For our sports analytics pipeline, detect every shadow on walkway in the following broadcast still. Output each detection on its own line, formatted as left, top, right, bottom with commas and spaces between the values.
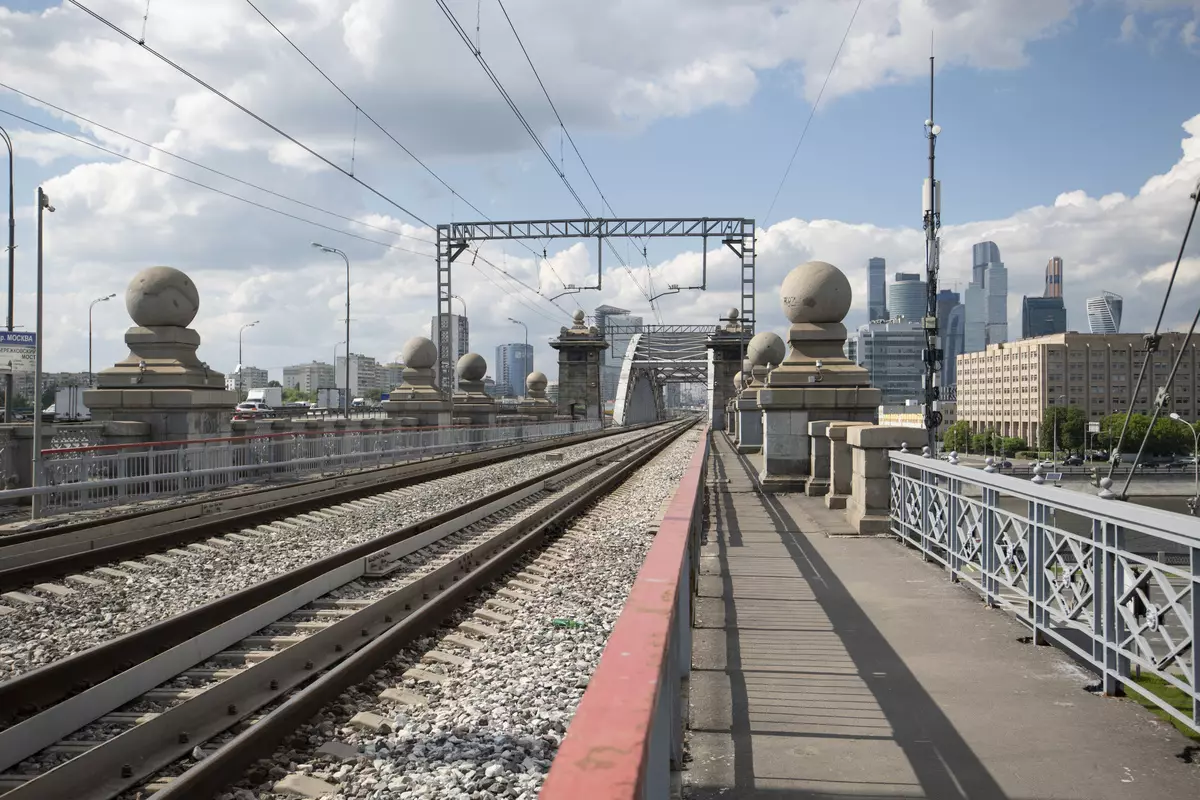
689, 438, 1013, 800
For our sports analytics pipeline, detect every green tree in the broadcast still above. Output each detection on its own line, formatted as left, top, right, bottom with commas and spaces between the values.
267, 379, 283, 388
1097, 412, 1150, 455
970, 428, 996, 454
281, 387, 316, 404
1000, 436, 1027, 455
365, 388, 383, 403
1149, 416, 1192, 457
943, 421, 971, 452
1040, 406, 1086, 453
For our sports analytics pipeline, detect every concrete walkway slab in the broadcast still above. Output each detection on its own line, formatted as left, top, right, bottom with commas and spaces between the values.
686, 434, 1200, 800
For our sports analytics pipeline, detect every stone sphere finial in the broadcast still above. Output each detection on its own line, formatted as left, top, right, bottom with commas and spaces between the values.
780, 260, 852, 324
572, 310, 585, 325
742, 357, 753, 375
126, 266, 200, 328
732, 371, 743, 390
400, 336, 437, 370
727, 307, 739, 320
747, 331, 786, 367
526, 370, 548, 391
456, 352, 486, 381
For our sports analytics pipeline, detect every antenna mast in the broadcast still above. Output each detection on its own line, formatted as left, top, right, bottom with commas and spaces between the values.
922, 55, 943, 454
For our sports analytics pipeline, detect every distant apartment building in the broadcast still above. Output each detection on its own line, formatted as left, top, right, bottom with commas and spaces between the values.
226, 365, 268, 392
843, 338, 858, 365
956, 332, 1200, 444
379, 362, 405, 390
856, 320, 925, 405
1086, 291, 1123, 334
878, 400, 956, 437
867, 257, 888, 321
335, 354, 379, 396
283, 361, 335, 393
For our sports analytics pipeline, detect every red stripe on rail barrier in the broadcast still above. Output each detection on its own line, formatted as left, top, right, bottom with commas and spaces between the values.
540, 428, 708, 799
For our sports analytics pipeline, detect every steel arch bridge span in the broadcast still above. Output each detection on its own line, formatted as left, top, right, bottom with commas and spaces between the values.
612, 328, 710, 426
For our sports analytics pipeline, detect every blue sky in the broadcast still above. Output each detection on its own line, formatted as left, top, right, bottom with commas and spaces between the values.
0, 0, 1198, 374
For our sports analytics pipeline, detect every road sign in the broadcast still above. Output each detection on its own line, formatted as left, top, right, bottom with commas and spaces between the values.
1088, 421, 1100, 434
0, 331, 36, 373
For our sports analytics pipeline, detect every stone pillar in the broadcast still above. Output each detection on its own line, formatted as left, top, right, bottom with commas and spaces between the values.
381, 337, 452, 427
705, 309, 748, 431
550, 311, 608, 421
518, 371, 556, 422
736, 332, 786, 454
805, 420, 834, 497
824, 421, 871, 508
846, 425, 925, 535
451, 353, 497, 426
758, 260, 881, 492
84, 266, 237, 441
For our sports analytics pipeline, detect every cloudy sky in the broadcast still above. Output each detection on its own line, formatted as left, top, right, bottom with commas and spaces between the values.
0, 0, 1198, 382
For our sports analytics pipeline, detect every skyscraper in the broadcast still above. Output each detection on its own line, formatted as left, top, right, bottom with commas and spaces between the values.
856, 320, 925, 404
868, 257, 888, 321
1045, 256, 1063, 298
1021, 296, 1067, 338
887, 272, 926, 321
936, 290, 963, 389
494, 343, 533, 397
964, 241, 1008, 352
595, 304, 642, 402
1086, 291, 1123, 334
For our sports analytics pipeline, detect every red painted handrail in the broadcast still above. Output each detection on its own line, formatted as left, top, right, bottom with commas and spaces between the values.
540, 429, 708, 798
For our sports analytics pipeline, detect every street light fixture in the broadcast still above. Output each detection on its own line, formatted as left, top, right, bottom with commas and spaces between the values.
1, 125, 14, 423
312, 242, 350, 416
88, 293, 116, 387
238, 320, 259, 398
31, 187, 54, 519
507, 317, 528, 398
1169, 412, 1199, 514
451, 294, 467, 317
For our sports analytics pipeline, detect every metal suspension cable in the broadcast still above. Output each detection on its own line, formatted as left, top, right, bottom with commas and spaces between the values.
762, 0, 863, 225
240, 0, 576, 300
1107, 178, 1200, 496
66, 0, 433, 228
0, 82, 436, 247
0, 107, 431, 256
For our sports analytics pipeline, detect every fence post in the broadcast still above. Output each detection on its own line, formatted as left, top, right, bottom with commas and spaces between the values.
1029, 500, 1048, 645
982, 486, 998, 608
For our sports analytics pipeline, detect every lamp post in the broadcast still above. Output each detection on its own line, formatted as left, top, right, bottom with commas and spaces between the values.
88, 293, 116, 387
452, 294, 466, 317
31, 188, 54, 518
1, 126, 13, 423
312, 243, 350, 416
507, 317, 528, 398
1169, 412, 1200, 514
238, 320, 258, 399
334, 340, 345, 412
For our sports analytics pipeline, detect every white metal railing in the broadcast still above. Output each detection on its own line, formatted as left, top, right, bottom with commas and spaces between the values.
5, 420, 601, 515
890, 451, 1199, 733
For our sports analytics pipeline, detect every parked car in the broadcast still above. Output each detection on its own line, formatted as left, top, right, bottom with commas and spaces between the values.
1062, 455, 1083, 466
996, 459, 1013, 469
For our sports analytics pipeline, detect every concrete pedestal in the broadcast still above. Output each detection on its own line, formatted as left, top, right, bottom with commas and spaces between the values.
706, 322, 747, 432
846, 425, 925, 534
85, 324, 236, 442
805, 420, 833, 496
825, 421, 872, 509
735, 396, 762, 453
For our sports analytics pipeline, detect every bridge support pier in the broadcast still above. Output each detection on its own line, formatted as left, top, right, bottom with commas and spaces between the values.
551, 312, 608, 422
706, 313, 747, 431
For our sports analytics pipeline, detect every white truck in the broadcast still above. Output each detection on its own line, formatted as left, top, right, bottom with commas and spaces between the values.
53, 386, 90, 421
246, 387, 283, 408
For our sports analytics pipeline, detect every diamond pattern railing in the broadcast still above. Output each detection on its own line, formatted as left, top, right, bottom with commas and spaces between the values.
890, 451, 1200, 734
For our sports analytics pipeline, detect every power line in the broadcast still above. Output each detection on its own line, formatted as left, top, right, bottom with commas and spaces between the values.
0, 107, 433, 256
762, 0, 863, 225
0, 82, 437, 248
241, 0, 577, 303
66, 0, 432, 228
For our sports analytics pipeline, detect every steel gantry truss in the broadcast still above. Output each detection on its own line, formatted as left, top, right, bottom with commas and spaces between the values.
436, 217, 756, 388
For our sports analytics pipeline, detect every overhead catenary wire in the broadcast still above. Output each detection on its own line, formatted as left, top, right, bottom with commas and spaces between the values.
66, 0, 432, 229
762, 0, 863, 225
241, 0, 577, 307
0, 82, 436, 248
435, 0, 658, 312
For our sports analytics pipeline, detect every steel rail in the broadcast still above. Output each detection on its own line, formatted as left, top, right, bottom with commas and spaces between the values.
0, 422, 677, 730
0, 421, 692, 799
152, 421, 694, 800
0, 422, 652, 590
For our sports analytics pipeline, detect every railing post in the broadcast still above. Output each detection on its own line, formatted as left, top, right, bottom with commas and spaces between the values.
1029, 500, 1048, 645
947, 472, 961, 582
1100, 520, 1127, 696
1191, 543, 1200, 729
982, 486, 998, 608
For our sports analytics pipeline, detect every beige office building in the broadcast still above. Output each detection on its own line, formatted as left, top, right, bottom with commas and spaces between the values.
956, 333, 1200, 443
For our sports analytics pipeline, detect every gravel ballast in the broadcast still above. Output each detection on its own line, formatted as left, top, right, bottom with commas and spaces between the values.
0, 428, 659, 683
223, 427, 702, 800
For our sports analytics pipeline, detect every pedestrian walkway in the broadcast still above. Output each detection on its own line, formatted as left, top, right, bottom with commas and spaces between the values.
686, 434, 1200, 800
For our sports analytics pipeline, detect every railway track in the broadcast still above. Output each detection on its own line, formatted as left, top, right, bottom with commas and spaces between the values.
0, 420, 694, 799
0, 421, 653, 591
